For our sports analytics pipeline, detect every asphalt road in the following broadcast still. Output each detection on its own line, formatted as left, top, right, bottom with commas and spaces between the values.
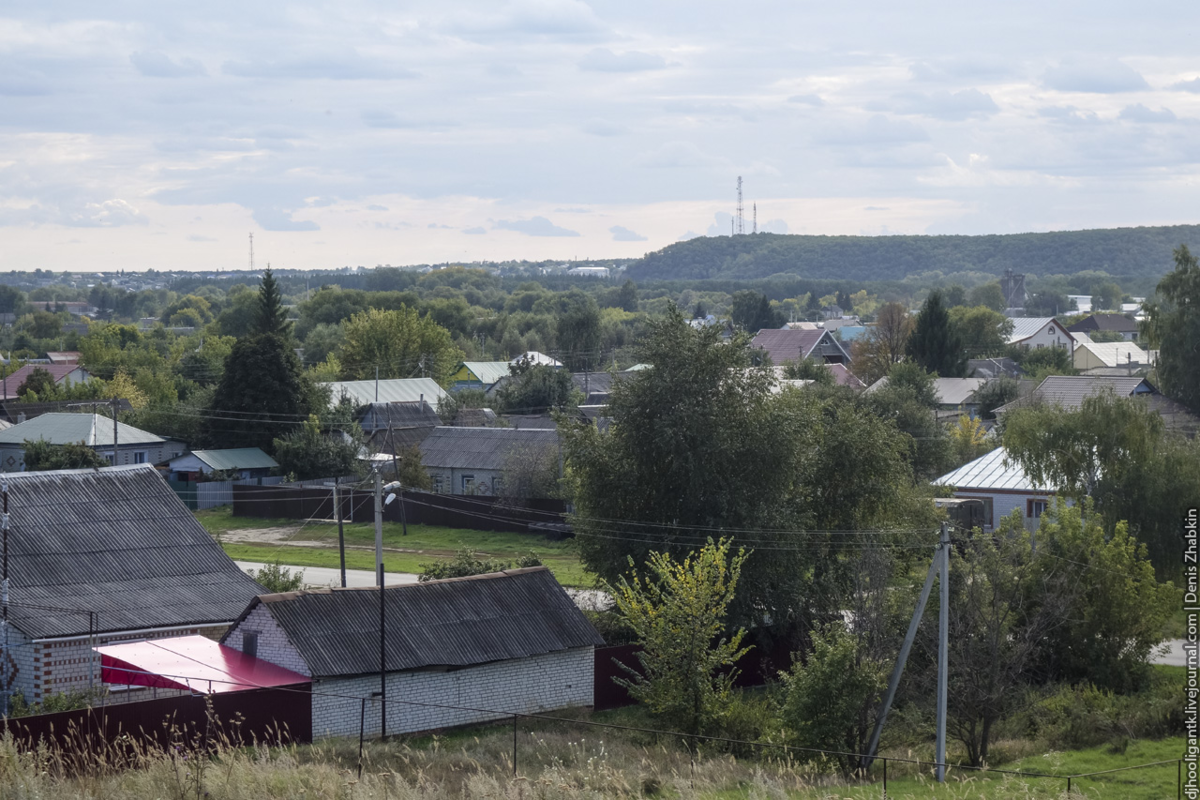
236, 561, 419, 588
1151, 639, 1190, 667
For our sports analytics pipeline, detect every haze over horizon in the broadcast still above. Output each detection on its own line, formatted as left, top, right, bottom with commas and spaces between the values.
4, 1, 1200, 272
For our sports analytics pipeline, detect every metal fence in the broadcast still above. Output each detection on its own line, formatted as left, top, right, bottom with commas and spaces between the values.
169, 476, 285, 511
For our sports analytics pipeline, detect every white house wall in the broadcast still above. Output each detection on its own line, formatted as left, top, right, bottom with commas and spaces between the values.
225, 604, 311, 678
312, 647, 595, 739
1014, 323, 1074, 350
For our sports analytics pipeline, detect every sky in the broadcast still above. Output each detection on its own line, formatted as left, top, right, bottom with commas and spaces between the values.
3, 1, 1200, 271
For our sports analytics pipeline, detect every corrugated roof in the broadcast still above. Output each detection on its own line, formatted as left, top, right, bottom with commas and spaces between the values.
932, 447, 1052, 492
1067, 313, 1139, 333
751, 329, 824, 365
1073, 341, 1152, 368
0, 400, 132, 424
358, 401, 441, 433
933, 377, 987, 406
828, 363, 866, 388
459, 362, 512, 385
1032, 375, 1151, 410
1006, 317, 1071, 344
322, 378, 448, 408
1, 365, 87, 399
512, 351, 563, 368
4, 465, 263, 639
571, 372, 615, 395
421, 426, 559, 471
0, 412, 164, 447
182, 449, 279, 472
230, 567, 603, 678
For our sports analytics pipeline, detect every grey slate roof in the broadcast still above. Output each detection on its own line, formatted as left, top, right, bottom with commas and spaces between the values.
3, 465, 264, 639
751, 329, 849, 365
1067, 313, 1139, 334
0, 412, 164, 447
229, 567, 603, 678
0, 400, 134, 425
421, 426, 559, 471
321, 378, 447, 408
357, 400, 441, 433
932, 447, 1052, 493
996, 375, 1153, 413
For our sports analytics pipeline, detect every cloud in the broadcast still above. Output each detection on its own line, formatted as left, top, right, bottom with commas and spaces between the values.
554, 207, 591, 213
495, 216, 579, 236
1043, 59, 1148, 93
252, 208, 319, 231
820, 114, 929, 146
677, 230, 702, 241
1037, 105, 1101, 125
787, 94, 825, 106
887, 89, 999, 120
637, 140, 724, 168
361, 109, 454, 129
582, 118, 628, 136
760, 219, 789, 234
578, 48, 665, 73
440, 0, 607, 43
427, 222, 453, 229
1119, 104, 1177, 123
223, 50, 418, 80
366, 204, 389, 211
463, 226, 487, 235
706, 212, 734, 236
129, 51, 206, 78
187, 234, 217, 242
610, 225, 647, 241
909, 57, 1013, 83
1170, 77, 1200, 93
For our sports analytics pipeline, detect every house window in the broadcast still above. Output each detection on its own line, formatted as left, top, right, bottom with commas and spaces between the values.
242, 630, 259, 658
1036, 343, 1044, 349
101, 452, 114, 464
492, 476, 504, 495
133, 452, 146, 464
1047, 327, 1054, 334
461, 474, 475, 493
432, 475, 444, 493
1027, 499, 1049, 519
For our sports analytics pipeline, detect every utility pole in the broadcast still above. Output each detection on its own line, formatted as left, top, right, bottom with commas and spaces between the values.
375, 366, 379, 403
111, 396, 119, 466
373, 468, 387, 739
329, 479, 346, 588
936, 520, 950, 782
1, 480, 9, 716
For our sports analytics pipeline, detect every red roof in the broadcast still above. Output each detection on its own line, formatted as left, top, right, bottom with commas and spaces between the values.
1, 364, 85, 399
828, 363, 866, 389
95, 635, 309, 694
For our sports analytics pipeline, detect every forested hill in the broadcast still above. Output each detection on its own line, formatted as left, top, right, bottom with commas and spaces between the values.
625, 225, 1200, 283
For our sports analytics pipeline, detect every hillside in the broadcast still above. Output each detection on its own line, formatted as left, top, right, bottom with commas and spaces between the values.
625, 225, 1200, 283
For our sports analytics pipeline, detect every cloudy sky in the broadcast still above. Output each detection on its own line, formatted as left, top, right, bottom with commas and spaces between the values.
3, 1, 1200, 271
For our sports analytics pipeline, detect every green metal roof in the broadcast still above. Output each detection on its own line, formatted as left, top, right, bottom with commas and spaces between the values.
185, 448, 278, 472
0, 412, 164, 447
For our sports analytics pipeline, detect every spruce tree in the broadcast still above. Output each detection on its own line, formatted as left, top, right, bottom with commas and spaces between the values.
254, 266, 291, 336
906, 290, 964, 377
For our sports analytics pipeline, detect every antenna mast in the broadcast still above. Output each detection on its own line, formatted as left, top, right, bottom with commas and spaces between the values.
753, 203, 757, 234
249, 232, 255, 271
735, 176, 745, 235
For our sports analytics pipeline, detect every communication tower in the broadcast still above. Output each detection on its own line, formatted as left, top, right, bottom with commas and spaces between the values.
735, 176, 745, 235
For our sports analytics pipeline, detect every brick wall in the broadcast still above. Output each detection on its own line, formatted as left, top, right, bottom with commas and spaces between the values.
224, 604, 311, 677
312, 647, 595, 740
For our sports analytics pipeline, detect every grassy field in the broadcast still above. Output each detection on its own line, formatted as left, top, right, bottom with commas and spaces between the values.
196, 506, 593, 587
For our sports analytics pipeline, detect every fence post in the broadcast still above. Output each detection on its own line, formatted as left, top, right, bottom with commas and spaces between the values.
357, 698, 366, 779
1067, 776, 1071, 794
882, 757, 887, 798
512, 715, 518, 776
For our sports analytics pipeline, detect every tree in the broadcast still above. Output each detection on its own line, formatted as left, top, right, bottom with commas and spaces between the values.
907, 291, 964, 376
556, 292, 602, 371
496, 359, 576, 415
1090, 281, 1124, 312
942, 284, 967, 308
974, 376, 1021, 420
781, 357, 834, 386
1143, 244, 1200, 413
254, 267, 291, 336
781, 623, 887, 777
23, 439, 107, 471
850, 302, 912, 385
863, 362, 952, 480
272, 415, 362, 481
339, 306, 464, 386
1025, 291, 1072, 317
730, 290, 782, 332
16, 368, 58, 400
949, 414, 989, 466
968, 283, 1006, 313
949, 306, 1013, 359
0, 285, 24, 315
610, 538, 751, 737
616, 279, 638, 312
207, 333, 314, 452
419, 547, 541, 582
250, 561, 305, 593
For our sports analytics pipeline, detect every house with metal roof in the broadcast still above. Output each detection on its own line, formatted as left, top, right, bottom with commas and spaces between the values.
0, 465, 264, 705
449, 361, 512, 392
420, 426, 560, 497
995, 375, 1155, 414
357, 400, 443, 453
1005, 317, 1076, 350
165, 448, 279, 480
866, 376, 987, 417
751, 328, 851, 366
0, 412, 185, 472
320, 378, 447, 409
221, 567, 603, 739
1072, 339, 1154, 372
932, 447, 1059, 531
1067, 313, 1140, 342
0, 364, 92, 400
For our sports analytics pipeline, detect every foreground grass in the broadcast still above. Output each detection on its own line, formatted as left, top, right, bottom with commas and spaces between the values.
196, 506, 593, 587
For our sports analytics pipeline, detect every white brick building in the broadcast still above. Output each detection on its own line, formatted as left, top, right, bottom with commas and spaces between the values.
222, 567, 603, 740
0, 465, 264, 705
932, 447, 1061, 531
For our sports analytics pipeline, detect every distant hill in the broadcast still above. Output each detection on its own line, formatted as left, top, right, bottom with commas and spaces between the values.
625, 225, 1200, 284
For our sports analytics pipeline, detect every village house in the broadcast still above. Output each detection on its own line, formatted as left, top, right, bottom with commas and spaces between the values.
932, 447, 1057, 531
0, 412, 185, 471
1004, 317, 1076, 350
1071, 338, 1154, 373
1066, 313, 1140, 342
866, 376, 987, 419
450, 361, 512, 392
750, 328, 852, 366
420, 426, 560, 497
221, 567, 604, 739
164, 448, 279, 481
0, 465, 264, 705
357, 399, 443, 453
0, 364, 91, 400
320, 377, 447, 409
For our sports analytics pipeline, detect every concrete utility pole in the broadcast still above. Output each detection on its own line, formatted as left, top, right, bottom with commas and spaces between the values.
374, 468, 386, 738
936, 520, 950, 782
326, 479, 346, 588
1, 480, 9, 716
111, 396, 119, 466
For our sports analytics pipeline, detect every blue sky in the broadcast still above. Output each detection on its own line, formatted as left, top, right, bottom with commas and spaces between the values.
3, 1, 1200, 270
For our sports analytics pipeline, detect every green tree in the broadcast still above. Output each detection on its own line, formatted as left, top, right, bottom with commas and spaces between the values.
254, 267, 291, 336
974, 376, 1021, 420
730, 290, 783, 332
1143, 244, 1200, 413
556, 292, 602, 371
968, 283, 1006, 313
781, 623, 887, 777
864, 362, 952, 480
418, 547, 540, 582
250, 561, 305, 593
616, 279, 638, 312
949, 306, 1013, 359
1090, 281, 1124, 312
0, 285, 24, 315
942, 284, 967, 308
272, 415, 362, 481
781, 357, 834, 386
16, 367, 58, 400
850, 302, 912, 385
1025, 291, 1072, 317
610, 538, 751, 737
907, 291, 964, 376
23, 439, 108, 471
339, 306, 464, 385
496, 358, 576, 414
207, 334, 315, 452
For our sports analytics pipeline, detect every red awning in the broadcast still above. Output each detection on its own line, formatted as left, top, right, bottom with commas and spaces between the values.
94, 635, 308, 694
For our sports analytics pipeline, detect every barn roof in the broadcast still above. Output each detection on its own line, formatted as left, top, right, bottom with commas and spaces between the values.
227, 567, 603, 678
3, 465, 263, 639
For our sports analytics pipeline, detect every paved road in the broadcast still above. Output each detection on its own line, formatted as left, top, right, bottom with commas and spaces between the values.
1151, 639, 1190, 667
235, 559, 610, 609
236, 561, 419, 588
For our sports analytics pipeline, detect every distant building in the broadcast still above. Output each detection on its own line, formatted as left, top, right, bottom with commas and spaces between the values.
320, 378, 447, 409
751, 329, 851, 366
421, 426, 559, 497
1067, 313, 1139, 342
1004, 318, 1075, 350
0, 364, 91, 400
566, 266, 610, 278
999, 269, 1027, 311
165, 448, 279, 481
0, 412, 185, 471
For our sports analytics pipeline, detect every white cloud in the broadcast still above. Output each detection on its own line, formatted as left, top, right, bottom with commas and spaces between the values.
1043, 59, 1148, 93
760, 219, 788, 234
1119, 104, 1177, 123
129, 51, 206, 78
637, 140, 725, 169
787, 94, 824, 106
609, 225, 647, 241
1171, 77, 1200, 93
495, 216, 580, 236
885, 89, 999, 120
578, 48, 665, 73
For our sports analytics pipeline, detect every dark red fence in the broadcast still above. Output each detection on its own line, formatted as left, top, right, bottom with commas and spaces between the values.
1, 684, 311, 752
233, 485, 568, 535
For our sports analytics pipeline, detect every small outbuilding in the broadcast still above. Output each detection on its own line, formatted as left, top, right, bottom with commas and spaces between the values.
420, 426, 560, 497
165, 448, 279, 481
221, 567, 604, 740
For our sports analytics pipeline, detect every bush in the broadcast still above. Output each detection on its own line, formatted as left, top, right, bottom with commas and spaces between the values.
251, 561, 305, 593
418, 547, 541, 582
7, 687, 107, 718
1021, 670, 1185, 750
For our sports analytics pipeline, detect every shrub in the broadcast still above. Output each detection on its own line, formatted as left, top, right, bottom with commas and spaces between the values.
251, 561, 305, 593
